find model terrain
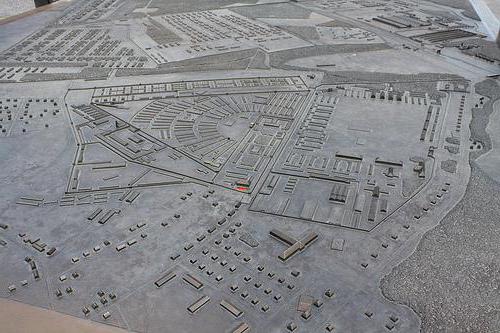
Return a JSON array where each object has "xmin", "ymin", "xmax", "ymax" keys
[{"xmin": 0, "ymin": 0, "xmax": 499, "ymax": 332}]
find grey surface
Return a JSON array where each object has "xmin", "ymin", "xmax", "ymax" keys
[
  {"xmin": 381, "ymin": 163, "xmax": 500, "ymax": 333},
  {"xmin": 0, "ymin": 0, "xmax": 35, "ymax": 19},
  {"xmin": 470, "ymin": 79, "xmax": 500, "ymax": 160},
  {"xmin": 427, "ymin": 0, "xmax": 480, "ymax": 20},
  {"xmin": 0, "ymin": 0, "xmax": 499, "ymax": 332},
  {"xmin": 477, "ymin": 98, "xmax": 500, "ymax": 181},
  {"xmin": 382, "ymin": 77, "xmax": 500, "ymax": 333}
]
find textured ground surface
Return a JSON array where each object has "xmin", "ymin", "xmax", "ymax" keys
[
  {"xmin": 0, "ymin": 1, "xmax": 499, "ymax": 332},
  {"xmin": 381, "ymin": 78, "xmax": 500, "ymax": 333},
  {"xmin": 0, "ymin": 0, "xmax": 35, "ymax": 19},
  {"xmin": 381, "ymin": 163, "xmax": 500, "ymax": 333}
]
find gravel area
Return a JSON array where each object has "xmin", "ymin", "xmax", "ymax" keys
[
  {"xmin": 381, "ymin": 163, "xmax": 500, "ymax": 333},
  {"xmin": 381, "ymin": 78, "xmax": 500, "ymax": 333}
]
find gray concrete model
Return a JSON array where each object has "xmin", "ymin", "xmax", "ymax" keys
[{"xmin": 0, "ymin": 1, "xmax": 499, "ymax": 332}]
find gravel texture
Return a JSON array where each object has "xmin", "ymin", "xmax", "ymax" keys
[
  {"xmin": 381, "ymin": 163, "xmax": 500, "ymax": 333},
  {"xmin": 381, "ymin": 78, "xmax": 500, "ymax": 333}
]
